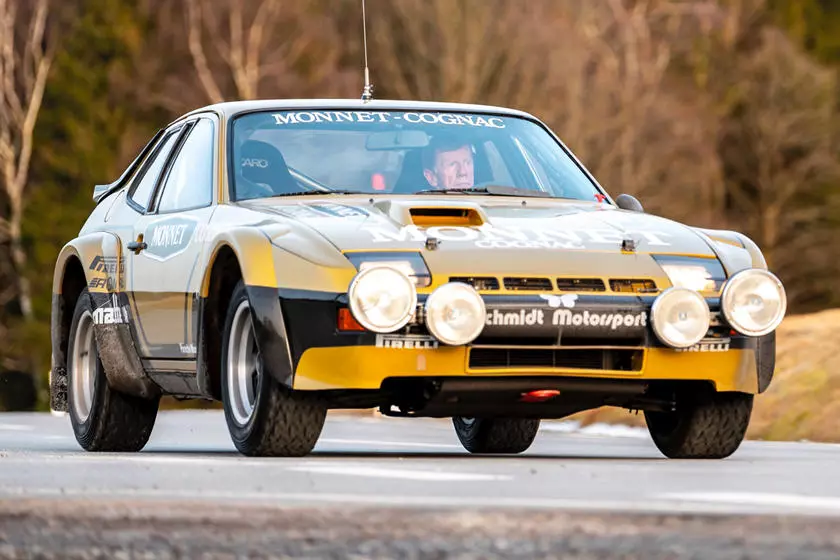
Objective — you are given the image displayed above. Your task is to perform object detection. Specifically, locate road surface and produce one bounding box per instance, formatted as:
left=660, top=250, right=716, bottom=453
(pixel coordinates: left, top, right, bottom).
left=1, top=410, right=839, bottom=558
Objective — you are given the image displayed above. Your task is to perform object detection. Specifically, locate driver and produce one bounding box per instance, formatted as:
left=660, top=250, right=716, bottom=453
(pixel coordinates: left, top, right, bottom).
left=422, top=138, right=475, bottom=190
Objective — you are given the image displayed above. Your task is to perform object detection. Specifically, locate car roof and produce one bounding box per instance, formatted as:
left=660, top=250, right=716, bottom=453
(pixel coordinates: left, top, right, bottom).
left=180, top=99, right=540, bottom=122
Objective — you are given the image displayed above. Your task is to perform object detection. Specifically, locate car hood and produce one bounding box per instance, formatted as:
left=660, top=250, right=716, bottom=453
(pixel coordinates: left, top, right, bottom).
left=239, top=195, right=718, bottom=277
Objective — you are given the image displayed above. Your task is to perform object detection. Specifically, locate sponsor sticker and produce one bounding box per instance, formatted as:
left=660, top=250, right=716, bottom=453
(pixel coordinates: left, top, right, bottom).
left=92, top=294, right=130, bottom=325
left=483, top=308, right=647, bottom=330
left=88, top=256, right=124, bottom=291
left=143, top=217, right=199, bottom=261
left=271, top=111, right=506, bottom=129
left=307, top=203, right=369, bottom=218
left=675, top=339, right=731, bottom=353
left=89, top=256, right=124, bottom=275
left=361, top=224, right=672, bottom=250
left=179, top=343, right=198, bottom=354
left=375, top=334, right=440, bottom=349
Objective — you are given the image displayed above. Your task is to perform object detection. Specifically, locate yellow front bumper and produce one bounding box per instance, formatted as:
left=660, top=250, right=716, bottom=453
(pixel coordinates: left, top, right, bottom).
left=292, top=346, right=759, bottom=393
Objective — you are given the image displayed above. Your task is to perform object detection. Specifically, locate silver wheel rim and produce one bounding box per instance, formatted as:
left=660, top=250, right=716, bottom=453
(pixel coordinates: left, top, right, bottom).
left=227, top=300, right=261, bottom=426
left=70, top=310, right=96, bottom=422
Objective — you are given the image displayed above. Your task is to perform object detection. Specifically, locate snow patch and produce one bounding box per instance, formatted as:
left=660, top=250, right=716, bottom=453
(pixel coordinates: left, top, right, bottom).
left=540, top=420, right=648, bottom=439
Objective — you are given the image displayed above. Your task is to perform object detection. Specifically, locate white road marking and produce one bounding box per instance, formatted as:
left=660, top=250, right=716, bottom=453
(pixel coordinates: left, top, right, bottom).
left=662, top=492, right=840, bottom=512
left=287, top=464, right=510, bottom=481
left=319, top=438, right=461, bottom=449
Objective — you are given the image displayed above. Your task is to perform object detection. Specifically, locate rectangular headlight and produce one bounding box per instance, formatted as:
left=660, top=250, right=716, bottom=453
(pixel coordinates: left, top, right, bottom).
left=652, top=255, right=726, bottom=292
left=344, top=251, right=432, bottom=287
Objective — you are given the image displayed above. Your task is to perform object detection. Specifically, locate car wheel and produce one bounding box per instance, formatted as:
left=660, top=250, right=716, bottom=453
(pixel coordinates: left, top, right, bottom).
left=644, top=388, right=753, bottom=459
left=452, top=416, right=540, bottom=454
left=221, top=281, right=326, bottom=457
left=67, top=289, right=159, bottom=451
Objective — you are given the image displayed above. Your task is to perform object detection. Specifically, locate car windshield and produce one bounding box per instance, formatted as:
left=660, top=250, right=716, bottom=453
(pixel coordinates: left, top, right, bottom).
left=230, top=109, right=603, bottom=201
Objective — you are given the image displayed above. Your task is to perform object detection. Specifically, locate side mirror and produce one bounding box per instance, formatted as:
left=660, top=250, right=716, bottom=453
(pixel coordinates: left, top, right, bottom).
left=615, top=194, right=644, bottom=213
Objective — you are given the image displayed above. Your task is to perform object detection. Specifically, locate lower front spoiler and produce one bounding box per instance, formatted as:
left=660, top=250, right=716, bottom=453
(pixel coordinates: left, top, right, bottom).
left=292, top=345, right=760, bottom=394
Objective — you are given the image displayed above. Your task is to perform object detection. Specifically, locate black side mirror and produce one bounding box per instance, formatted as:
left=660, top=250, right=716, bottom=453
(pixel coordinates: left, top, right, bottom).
left=615, top=194, right=644, bottom=213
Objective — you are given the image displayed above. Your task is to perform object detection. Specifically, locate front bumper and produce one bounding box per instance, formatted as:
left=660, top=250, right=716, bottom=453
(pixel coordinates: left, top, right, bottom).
left=278, top=291, right=761, bottom=394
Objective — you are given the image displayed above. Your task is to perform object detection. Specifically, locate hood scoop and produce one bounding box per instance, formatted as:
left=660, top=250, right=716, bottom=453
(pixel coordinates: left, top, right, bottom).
left=373, top=199, right=487, bottom=227
left=409, top=207, right=484, bottom=227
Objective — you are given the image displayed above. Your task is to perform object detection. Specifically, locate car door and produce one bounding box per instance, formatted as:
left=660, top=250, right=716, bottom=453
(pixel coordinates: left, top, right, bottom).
left=124, top=115, right=218, bottom=364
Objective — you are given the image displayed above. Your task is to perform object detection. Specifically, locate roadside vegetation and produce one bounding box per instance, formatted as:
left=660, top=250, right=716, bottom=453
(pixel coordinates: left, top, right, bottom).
left=0, top=0, right=839, bottom=431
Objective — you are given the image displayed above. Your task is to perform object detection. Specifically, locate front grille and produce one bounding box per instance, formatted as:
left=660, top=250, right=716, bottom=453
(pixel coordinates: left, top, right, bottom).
left=610, top=279, right=658, bottom=293
left=450, top=276, right=500, bottom=290
left=556, top=278, right=606, bottom=292
left=503, top=277, right=553, bottom=291
left=469, top=348, right=642, bottom=371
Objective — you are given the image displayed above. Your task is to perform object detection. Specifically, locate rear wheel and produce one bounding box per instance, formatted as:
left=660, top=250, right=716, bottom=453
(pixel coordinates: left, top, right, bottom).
left=221, top=281, right=326, bottom=457
left=645, top=388, right=753, bottom=459
left=67, top=289, right=159, bottom=451
left=452, top=416, right=540, bottom=454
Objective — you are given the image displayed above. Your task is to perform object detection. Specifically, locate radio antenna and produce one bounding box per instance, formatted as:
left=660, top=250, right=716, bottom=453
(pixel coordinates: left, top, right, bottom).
left=360, top=0, right=374, bottom=102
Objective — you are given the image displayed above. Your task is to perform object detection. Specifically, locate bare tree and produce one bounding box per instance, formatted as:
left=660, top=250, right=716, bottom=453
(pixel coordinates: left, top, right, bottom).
left=0, top=0, right=53, bottom=322
left=715, top=26, right=840, bottom=306
left=363, top=0, right=726, bottom=225
left=139, top=0, right=354, bottom=112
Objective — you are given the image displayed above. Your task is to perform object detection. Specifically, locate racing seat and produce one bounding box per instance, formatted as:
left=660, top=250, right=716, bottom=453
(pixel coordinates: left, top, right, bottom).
left=237, top=140, right=300, bottom=196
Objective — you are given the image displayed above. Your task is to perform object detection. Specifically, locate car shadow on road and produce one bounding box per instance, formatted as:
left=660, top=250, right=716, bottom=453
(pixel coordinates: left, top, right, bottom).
left=135, top=448, right=664, bottom=461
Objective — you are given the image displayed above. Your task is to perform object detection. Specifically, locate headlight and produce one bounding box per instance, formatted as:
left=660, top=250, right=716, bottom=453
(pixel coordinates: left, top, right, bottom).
left=721, top=269, right=786, bottom=336
left=424, top=282, right=486, bottom=345
left=653, top=255, right=726, bottom=292
left=344, top=251, right=431, bottom=287
left=650, top=288, right=711, bottom=348
left=347, top=265, right=417, bottom=333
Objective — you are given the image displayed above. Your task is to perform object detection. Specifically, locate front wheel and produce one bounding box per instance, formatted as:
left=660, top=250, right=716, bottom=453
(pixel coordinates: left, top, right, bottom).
left=645, top=389, right=753, bottom=459
left=452, top=416, right=540, bottom=454
left=221, top=281, right=326, bottom=457
left=67, top=289, right=159, bottom=451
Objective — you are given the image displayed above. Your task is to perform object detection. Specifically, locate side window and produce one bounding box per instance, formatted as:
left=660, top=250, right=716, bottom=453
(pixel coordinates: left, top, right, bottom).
left=156, top=118, right=215, bottom=213
left=129, top=130, right=181, bottom=210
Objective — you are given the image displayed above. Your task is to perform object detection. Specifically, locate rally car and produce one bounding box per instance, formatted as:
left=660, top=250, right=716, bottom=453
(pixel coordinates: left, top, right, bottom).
left=49, top=99, right=785, bottom=458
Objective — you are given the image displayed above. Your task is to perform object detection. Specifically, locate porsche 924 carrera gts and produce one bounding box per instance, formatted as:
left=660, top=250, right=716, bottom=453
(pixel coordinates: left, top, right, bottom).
left=49, top=99, right=786, bottom=458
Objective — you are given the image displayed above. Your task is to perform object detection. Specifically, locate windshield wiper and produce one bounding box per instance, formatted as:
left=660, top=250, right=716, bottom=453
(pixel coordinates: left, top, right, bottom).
left=413, top=185, right=554, bottom=198
left=270, top=189, right=366, bottom=197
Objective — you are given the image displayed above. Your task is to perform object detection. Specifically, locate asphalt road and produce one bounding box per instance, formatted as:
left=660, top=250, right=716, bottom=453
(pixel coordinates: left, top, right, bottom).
left=2, top=410, right=840, bottom=558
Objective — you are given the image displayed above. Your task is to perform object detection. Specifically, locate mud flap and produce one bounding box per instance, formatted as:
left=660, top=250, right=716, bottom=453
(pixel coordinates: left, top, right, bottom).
left=756, top=331, right=776, bottom=393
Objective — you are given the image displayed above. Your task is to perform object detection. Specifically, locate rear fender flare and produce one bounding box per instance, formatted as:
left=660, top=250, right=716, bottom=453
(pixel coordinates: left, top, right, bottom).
left=52, top=234, right=159, bottom=405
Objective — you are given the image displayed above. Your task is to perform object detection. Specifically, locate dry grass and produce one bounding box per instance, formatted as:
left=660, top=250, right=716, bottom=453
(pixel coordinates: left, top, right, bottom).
left=568, top=310, right=840, bottom=442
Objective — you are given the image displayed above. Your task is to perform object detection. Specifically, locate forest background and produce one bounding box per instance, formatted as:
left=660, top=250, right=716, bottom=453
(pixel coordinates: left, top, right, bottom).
left=0, top=0, right=838, bottom=413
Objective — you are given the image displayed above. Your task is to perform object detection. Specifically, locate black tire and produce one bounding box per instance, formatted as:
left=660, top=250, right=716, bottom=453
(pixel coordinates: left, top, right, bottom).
left=645, top=389, right=753, bottom=459
left=67, top=289, right=159, bottom=452
left=452, top=416, right=540, bottom=454
left=221, top=281, right=326, bottom=457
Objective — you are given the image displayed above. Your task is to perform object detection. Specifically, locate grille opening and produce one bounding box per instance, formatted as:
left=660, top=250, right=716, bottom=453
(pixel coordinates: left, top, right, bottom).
left=556, top=278, right=606, bottom=292
left=469, top=348, right=643, bottom=371
left=610, top=279, right=658, bottom=293
left=450, top=276, right=500, bottom=291
left=503, top=277, right=553, bottom=291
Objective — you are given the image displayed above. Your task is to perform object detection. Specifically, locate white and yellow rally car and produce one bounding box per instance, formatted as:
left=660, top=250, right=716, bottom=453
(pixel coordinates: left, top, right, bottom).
left=49, top=99, right=785, bottom=458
